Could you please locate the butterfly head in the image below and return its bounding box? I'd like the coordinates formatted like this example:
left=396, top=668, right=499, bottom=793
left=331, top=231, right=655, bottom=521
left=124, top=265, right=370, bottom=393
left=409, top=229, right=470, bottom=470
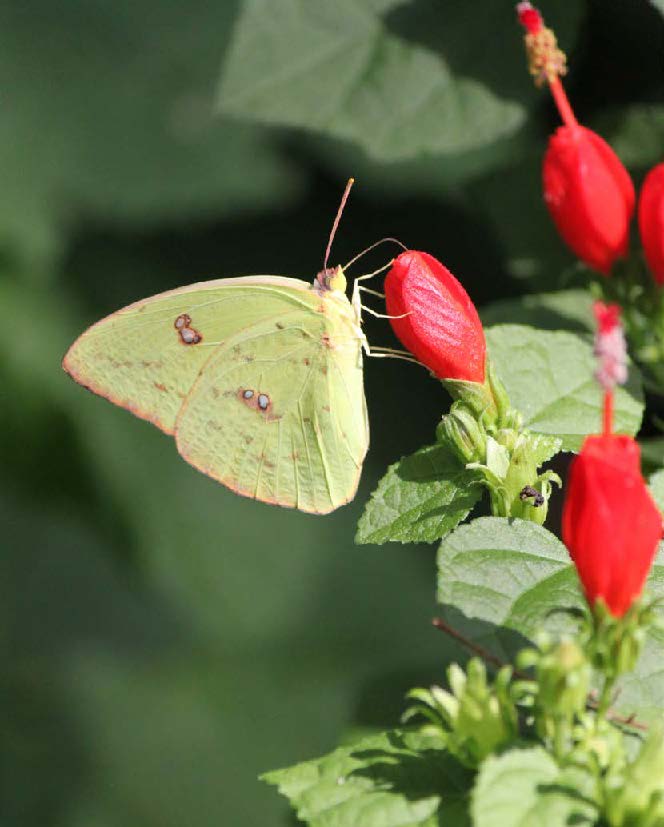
left=315, top=265, right=347, bottom=294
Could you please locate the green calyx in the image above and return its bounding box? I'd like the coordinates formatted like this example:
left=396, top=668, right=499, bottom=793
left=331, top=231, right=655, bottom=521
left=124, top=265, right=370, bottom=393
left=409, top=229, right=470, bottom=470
left=402, top=658, right=518, bottom=769
left=516, top=636, right=591, bottom=760
left=582, top=598, right=659, bottom=684
left=439, top=359, right=561, bottom=525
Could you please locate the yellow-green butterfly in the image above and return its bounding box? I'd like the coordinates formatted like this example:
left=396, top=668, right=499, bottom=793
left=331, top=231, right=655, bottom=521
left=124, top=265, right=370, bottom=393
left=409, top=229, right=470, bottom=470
left=63, top=180, right=385, bottom=514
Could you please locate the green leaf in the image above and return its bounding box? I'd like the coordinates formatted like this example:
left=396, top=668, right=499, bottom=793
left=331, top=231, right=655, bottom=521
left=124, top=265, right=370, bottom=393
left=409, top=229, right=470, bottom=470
left=486, top=325, right=644, bottom=451
left=263, top=728, right=473, bottom=826
left=218, top=0, right=529, bottom=162
left=471, top=748, right=597, bottom=827
left=592, top=104, right=664, bottom=169
left=356, top=444, right=483, bottom=545
left=481, top=290, right=594, bottom=335
left=649, top=469, right=664, bottom=516
left=437, top=517, right=664, bottom=722
left=437, top=518, right=577, bottom=652
left=641, top=437, right=664, bottom=474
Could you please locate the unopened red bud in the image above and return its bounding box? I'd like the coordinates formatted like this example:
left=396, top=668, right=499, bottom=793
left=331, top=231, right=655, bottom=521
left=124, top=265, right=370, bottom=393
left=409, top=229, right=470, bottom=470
left=638, top=162, right=664, bottom=286
left=384, top=251, right=485, bottom=384
left=562, top=434, right=661, bottom=617
left=543, top=126, right=635, bottom=275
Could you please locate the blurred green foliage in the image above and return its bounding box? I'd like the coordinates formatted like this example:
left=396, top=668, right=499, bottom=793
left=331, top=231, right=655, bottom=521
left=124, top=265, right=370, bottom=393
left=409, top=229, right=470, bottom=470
left=3, top=1, right=664, bottom=825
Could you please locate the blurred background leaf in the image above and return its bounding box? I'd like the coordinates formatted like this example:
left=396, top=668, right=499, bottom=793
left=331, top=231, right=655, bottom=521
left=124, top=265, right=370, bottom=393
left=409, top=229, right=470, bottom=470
left=4, top=1, right=664, bottom=825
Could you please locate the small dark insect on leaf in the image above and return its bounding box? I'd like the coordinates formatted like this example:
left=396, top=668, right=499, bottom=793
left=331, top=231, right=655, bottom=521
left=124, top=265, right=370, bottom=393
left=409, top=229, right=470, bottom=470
left=519, top=485, right=544, bottom=507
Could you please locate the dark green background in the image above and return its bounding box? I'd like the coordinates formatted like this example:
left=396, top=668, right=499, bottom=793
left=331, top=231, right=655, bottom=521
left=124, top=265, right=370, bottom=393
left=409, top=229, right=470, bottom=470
left=2, top=1, right=664, bottom=824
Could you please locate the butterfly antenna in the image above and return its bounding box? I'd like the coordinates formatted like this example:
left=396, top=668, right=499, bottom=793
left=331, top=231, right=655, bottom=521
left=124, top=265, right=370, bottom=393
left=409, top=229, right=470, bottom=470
left=344, top=237, right=407, bottom=270
left=324, top=178, right=355, bottom=271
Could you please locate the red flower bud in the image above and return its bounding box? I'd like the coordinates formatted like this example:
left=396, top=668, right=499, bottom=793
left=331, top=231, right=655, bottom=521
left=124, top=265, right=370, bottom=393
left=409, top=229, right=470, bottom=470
left=562, top=434, right=661, bottom=617
left=543, top=126, right=635, bottom=275
left=384, top=251, right=485, bottom=384
left=638, top=162, right=664, bottom=286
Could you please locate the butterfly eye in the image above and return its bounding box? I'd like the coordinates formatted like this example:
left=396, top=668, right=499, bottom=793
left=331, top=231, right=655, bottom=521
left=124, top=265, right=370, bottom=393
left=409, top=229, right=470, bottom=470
left=258, top=393, right=270, bottom=411
left=242, top=389, right=255, bottom=399
left=174, top=313, right=191, bottom=330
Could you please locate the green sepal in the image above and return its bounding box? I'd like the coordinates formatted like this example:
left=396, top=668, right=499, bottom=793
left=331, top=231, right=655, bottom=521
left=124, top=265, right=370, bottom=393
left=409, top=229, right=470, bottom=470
left=437, top=400, right=487, bottom=464
left=403, top=658, right=519, bottom=769
left=582, top=598, right=661, bottom=681
left=515, top=635, right=591, bottom=761
left=442, top=359, right=521, bottom=431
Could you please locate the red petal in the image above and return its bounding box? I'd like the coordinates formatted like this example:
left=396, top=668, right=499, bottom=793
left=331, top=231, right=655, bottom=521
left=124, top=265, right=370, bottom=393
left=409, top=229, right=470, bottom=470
left=562, top=435, right=661, bottom=616
left=638, top=162, right=664, bottom=286
left=385, top=251, right=485, bottom=383
left=543, top=126, right=635, bottom=275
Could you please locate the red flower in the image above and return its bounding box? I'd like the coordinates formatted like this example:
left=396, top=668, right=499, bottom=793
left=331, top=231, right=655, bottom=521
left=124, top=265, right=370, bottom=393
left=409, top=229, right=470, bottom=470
left=543, top=126, right=635, bottom=275
left=562, top=434, right=661, bottom=617
left=638, top=162, right=664, bottom=286
left=384, top=251, right=485, bottom=384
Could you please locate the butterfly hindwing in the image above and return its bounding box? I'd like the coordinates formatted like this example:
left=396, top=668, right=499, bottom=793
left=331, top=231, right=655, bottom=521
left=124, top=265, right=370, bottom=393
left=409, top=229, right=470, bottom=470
left=174, top=299, right=368, bottom=514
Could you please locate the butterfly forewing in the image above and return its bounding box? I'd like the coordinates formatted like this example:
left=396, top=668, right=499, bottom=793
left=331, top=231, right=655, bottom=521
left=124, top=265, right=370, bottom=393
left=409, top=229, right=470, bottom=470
left=63, top=277, right=322, bottom=435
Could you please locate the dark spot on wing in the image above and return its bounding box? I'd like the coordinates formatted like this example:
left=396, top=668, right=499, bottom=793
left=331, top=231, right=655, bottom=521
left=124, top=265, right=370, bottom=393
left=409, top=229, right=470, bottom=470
left=322, top=405, right=331, bottom=412
left=153, top=382, right=167, bottom=392
left=238, top=389, right=272, bottom=415
left=180, top=327, right=202, bottom=345
left=303, top=357, right=310, bottom=366
left=276, top=322, right=285, bottom=329
left=175, top=314, right=202, bottom=345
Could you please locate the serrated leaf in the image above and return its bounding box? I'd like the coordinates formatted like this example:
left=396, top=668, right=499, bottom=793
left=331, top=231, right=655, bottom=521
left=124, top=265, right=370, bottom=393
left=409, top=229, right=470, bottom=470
left=437, top=517, right=664, bottom=722
left=526, top=432, right=563, bottom=469
left=649, top=470, right=664, bottom=515
left=218, top=0, right=528, bottom=162
left=487, top=325, right=644, bottom=451
left=437, top=518, right=576, bottom=647
left=264, top=728, right=473, bottom=827
left=471, top=748, right=597, bottom=827
left=481, top=291, right=594, bottom=335
left=356, top=444, right=483, bottom=545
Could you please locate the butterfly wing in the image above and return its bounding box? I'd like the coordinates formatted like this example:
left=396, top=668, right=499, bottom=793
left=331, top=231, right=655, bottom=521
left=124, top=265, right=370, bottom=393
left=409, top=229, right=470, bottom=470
left=174, top=295, right=368, bottom=514
left=64, top=277, right=368, bottom=512
left=63, top=276, right=322, bottom=435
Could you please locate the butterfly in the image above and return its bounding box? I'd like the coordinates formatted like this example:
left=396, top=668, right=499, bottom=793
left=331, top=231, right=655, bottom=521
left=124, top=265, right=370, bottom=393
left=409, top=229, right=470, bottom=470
left=63, top=180, right=397, bottom=514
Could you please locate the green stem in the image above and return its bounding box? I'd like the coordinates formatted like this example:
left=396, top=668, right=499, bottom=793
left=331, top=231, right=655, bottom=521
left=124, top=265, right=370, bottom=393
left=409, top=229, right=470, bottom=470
left=596, top=675, right=617, bottom=721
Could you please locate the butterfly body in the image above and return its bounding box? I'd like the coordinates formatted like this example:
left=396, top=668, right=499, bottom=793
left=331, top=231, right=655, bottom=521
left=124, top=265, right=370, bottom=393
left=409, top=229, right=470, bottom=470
left=63, top=273, right=369, bottom=514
